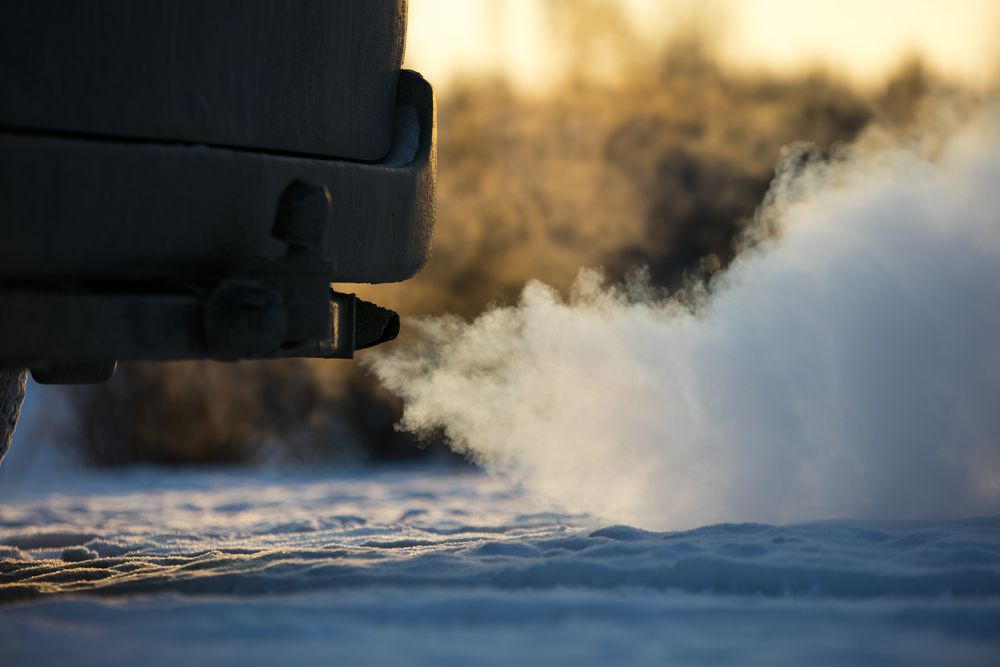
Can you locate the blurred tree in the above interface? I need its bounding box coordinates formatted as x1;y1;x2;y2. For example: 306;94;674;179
59;13;953;466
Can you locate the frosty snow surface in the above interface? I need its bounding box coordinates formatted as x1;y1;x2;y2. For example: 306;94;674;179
1;467;998;666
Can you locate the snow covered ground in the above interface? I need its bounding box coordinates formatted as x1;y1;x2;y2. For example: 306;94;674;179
1;462;999;666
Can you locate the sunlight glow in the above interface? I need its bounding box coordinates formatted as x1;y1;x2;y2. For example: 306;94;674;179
405;0;1000;89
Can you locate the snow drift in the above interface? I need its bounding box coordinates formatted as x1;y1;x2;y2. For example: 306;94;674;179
368;111;1000;529
3;469;999;666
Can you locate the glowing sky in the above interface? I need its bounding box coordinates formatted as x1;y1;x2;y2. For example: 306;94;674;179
405;0;1000;89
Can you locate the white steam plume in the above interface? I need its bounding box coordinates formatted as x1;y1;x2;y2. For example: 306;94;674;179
368;114;1000;529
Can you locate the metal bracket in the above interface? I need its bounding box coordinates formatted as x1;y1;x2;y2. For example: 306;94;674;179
0;178;401;382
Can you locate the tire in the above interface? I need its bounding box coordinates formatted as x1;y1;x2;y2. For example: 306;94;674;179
1;368;27;466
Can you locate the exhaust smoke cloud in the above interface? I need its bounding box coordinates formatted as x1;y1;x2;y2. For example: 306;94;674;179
368;113;1000;529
